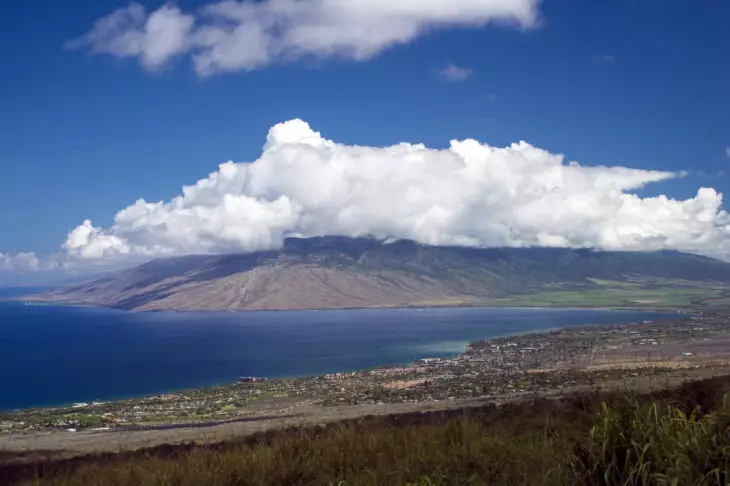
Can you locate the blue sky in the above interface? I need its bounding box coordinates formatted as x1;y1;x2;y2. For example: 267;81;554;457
1;0;730;278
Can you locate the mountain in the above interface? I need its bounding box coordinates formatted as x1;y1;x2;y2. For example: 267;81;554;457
29;236;730;312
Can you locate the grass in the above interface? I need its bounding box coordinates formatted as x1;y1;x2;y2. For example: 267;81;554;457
6;376;730;485
482;279;730;309
45;420;573;485
586;279;645;288
584;397;730;485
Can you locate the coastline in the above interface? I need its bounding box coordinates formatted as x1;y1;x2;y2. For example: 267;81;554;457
2;312;729;462
1;309;689;415
12;292;690;315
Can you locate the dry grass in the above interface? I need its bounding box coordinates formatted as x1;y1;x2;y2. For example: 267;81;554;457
42;420;572;486
6;376;730;486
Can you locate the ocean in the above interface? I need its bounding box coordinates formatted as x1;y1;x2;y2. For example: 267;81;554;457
0;301;677;410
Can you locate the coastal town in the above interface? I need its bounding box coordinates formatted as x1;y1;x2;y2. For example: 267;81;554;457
3;312;730;439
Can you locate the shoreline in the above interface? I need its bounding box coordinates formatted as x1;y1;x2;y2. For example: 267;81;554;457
8;294;687;315
1;309;688;414
1;313;728;461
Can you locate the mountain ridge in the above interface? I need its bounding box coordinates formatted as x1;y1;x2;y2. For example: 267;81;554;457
31;236;730;312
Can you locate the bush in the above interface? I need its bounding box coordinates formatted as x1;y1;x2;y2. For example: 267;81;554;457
32;418;575;485
582;396;730;485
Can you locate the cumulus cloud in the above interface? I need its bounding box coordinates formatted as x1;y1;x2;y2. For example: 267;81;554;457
63;220;132;260
67;0;541;75
438;64;474;82
43;118;730;266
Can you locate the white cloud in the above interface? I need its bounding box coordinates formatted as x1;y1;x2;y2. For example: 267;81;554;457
438;64;474;82
46;118;730;266
66;3;195;71
726;147;730;159
67;0;541;75
0;252;40;272
63;220;132;260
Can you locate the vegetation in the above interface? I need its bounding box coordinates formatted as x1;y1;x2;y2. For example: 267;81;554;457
482;278;730;310
585;398;730;485
6;376;730;485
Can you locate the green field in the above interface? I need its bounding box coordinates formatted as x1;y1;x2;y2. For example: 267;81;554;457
482;278;730;310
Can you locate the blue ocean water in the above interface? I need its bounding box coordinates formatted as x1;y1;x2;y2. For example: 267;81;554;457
0;302;678;410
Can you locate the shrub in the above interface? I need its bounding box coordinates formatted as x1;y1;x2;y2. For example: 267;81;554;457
583;395;730;485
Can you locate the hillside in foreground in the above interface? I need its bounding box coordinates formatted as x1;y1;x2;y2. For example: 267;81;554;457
32;236;730;312
4;375;730;486
4;314;730;484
